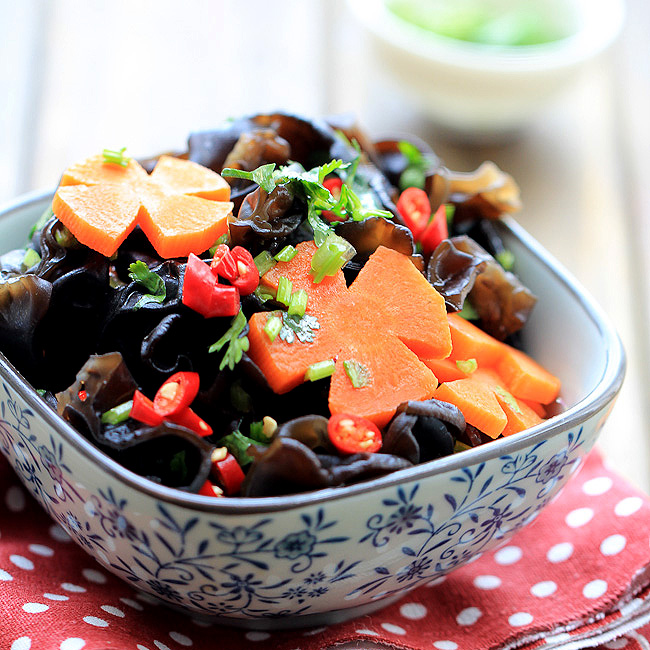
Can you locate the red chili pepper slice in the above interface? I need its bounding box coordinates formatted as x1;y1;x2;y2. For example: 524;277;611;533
210;448;245;495
322;178;346;223
130;390;164;427
168;406;213;437
211;243;238;281
419;204;449;254
327;413;382;455
197;480;224;497
153;371;200;417
229;246;259;295
396;187;431;239
183;253;240;318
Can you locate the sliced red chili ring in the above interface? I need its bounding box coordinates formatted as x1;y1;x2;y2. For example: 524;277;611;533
207;283;240;318
322;177;346;223
130;390;164;427
396;187;431;239
419;204;449;254
183;253;240;318
168;406;213;437
153;371;200;417
229;246;259;295
210;448;245;495
197;480;224;497
211;243;238;281
327;413;382;455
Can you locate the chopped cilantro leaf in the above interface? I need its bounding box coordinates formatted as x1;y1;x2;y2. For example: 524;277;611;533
217;430;263;466
208;310;249;370
128;260;166;309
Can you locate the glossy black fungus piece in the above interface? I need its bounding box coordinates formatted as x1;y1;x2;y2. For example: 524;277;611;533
427;236;490;311
0;274;52;383
384;399;466;464
372;136;441;192
274;414;334;453
336;217;424;276
451;236;537;340
56;352;138;441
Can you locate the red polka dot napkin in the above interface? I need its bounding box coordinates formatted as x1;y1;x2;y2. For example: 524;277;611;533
3;448;650;650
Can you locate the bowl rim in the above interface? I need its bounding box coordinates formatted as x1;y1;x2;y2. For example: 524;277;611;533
347;0;625;74
0;190;626;515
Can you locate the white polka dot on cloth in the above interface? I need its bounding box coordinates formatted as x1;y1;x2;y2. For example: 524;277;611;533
100;605;125;618
59;639;86;650
10;637;31;650
169;632;193;646
136;645;150;650
547;542;573;563
615;496;643;517
456;607;482;625
22;603;49;614
582;476;613;496
245;632;271;642
530;580;557;597
0;568;13;581
61;583;86;593
565;507;594;528
10;555;34;570
355;629;380;637
302;626;327;636
380;623;407;635
5;485;26;512
82;568;107;584
433;642;458;650
474;575;502;590
153;642;172;650
83;616;109;628
601;534;626;556
28;544;54;557
508;612;533;626
399;602;428;619
44;593;69;601
583;579;608;599
494;545;522;565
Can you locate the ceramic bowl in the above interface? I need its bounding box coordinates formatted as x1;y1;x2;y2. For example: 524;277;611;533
0;190;625;629
348;0;625;137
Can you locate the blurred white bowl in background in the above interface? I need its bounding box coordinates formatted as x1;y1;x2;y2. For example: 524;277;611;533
348;0;625;138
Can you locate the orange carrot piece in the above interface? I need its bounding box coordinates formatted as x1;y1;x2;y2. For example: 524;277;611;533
520;398;546;418
328;337;438;428
350;246;451;360
497;344;561;405
421;356;467;383
471;366;508;388
59;154;149;188
447;313;505;367
140;194;231;259
52;184;141;257
434;378;507;438
495;392;544;437
147;155;231;202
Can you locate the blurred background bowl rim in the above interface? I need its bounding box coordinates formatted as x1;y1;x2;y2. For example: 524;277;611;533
0;190;626;516
348;0;626;73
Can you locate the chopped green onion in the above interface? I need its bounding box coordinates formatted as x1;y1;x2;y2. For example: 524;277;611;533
494;386;522;414
288;289;308;318
209;232;230;256
399;166;426;191
445;203;456;225
305;359;336;382
458;300;478;321
343;359;371;388
264;315;282;342
310;233;356;283
102;147;130;167
454;440;472;453
276;276;293;306
456;358;477;374
22;248;41;270
496;250;515;271
253;250;276;276
101;400;133;425
274;245;297;263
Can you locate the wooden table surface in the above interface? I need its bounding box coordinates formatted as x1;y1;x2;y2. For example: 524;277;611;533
1;0;648;490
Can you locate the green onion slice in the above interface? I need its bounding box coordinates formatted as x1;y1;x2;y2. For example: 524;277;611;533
274;245;297;263
253;250;276;276
288;289;309;318
264;315;282;342
305;359;336;382
101;400;133;425
343;359;371;388
276;276;293;306
102;147;130;167
310;233;356;283
456;358;477;374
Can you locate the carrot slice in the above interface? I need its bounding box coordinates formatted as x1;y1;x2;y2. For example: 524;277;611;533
59;154;149;188
52;184;141;257
140;193;231;259
447;313;505;367
147;155;231;201
350;246;451;359
329;336;438;428
495;392;544;437
421;356;467;383
520;398;546;418
53;152;233;259
434;378;507;439
497;344;561;405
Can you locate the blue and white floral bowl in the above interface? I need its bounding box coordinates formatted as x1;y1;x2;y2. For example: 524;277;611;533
0;192;625;629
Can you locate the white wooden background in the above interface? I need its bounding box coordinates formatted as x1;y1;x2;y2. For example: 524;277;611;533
1;0;649;493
